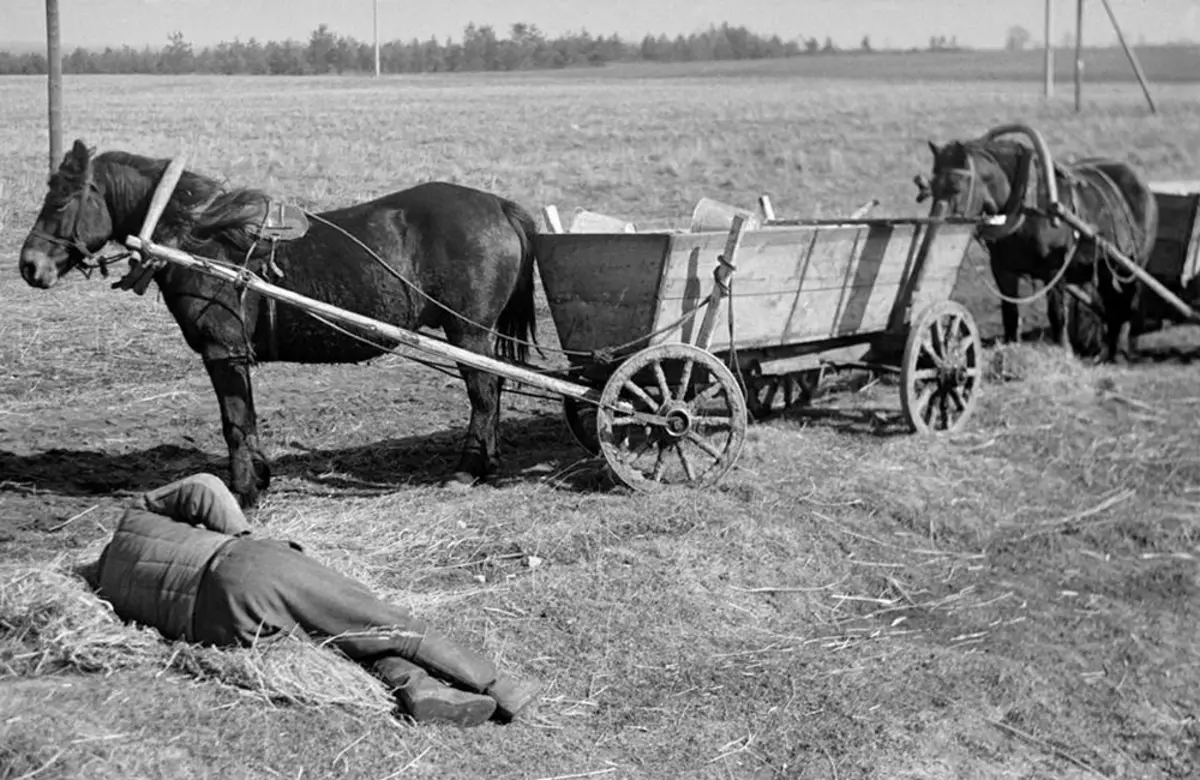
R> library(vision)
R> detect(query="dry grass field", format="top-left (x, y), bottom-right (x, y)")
top-left (2, 58), bottom-right (1200, 779)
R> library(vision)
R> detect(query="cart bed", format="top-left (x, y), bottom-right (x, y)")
top-left (535, 220), bottom-right (976, 360)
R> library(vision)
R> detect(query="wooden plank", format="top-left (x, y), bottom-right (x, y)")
top-left (1148, 192), bottom-right (1199, 283)
top-left (1150, 181), bottom-right (1200, 196)
top-left (534, 233), bottom-right (670, 354)
top-left (570, 209), bottom-right (636, 234)
top-left (689, 197), bottom-right (763, 233)
top-left (542, 205), bottom-right (564, 234)
top-left (1186, 196), bottom-right (1200, 287)
top-left (905, 224), bottom-right (976, 320)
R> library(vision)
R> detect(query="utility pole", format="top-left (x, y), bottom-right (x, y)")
top-left (45, 0), bottom-right (62, 173)
top-left (1074, 0), bottom-right (1084, 112)
top-left (373, 0), bottom-right (381, 78)
top-left (1098, 0), bottom-right (1157, 113)
top-left (1043, 0), bottom-right (1055, 98)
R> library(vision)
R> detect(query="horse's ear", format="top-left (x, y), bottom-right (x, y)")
top-left (62, 138), bottom-right (91, 173)
top-left (927, 140), bottom-right (941, 159)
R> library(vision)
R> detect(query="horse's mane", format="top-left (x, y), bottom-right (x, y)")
top-left (91, 150), bottom-right (272, 256)
top-left (950, 138), bottom-right (1030, 178)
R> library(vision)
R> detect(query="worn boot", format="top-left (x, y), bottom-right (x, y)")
top-left (411, 629), bottom-right (544, 722)
top-left (372, 656), bottom-right (496, 727)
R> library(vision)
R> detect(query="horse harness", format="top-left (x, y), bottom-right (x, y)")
top-left (952, 144), bottom-right (1142, 296)
top-left (237, 201), bottom-right (310, 362)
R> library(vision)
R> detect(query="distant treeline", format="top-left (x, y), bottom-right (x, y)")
top-left (0, 22), bottom-right (965, 76)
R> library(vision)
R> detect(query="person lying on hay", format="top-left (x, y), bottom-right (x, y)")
top-left (76, 472), bottom-right (541, 728)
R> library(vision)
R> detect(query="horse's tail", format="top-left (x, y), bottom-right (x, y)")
top-left (495, 199), bottom-right (540, 365)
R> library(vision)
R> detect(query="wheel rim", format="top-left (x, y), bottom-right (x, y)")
top-left (901, 301), bottom-right (982, 434)
top-left (562, 397), bottom-right (601, 455)
top-left (597, 343), bottom-right (748, 490)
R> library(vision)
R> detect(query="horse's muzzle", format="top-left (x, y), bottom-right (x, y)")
top-left (18, 247), bottom-right (61, 289)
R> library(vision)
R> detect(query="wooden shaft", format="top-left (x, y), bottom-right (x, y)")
top-left (981, 123), bottom-right (1061, 207)
top-left (139, 155), bottom-right (188, 242)
top-left (45, 0), bottom-right (62, 173)
top-left (1098, 0), bottom-right (1156, 114)
top-left (123, 235), bottom-right (610, 403)
top-left (1051, 204), bottom-right (1200, 323)
top-left (692, 216), bottom-right (746, 351)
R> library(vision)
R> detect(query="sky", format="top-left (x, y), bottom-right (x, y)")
top-left (3, 0), bottom-right (1197, 51)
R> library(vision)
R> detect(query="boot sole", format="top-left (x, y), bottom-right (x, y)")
top-left (407, 697), bottom-right (497, 727)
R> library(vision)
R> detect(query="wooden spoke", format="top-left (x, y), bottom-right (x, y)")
top-left (675, 358), bottom-right (696, 403)
top-left (691, 415), bottom-right (734, 430)
top-left (686, 431), bottom-right (725, 461)
top-left (651, 360), bottom-right (672, 402)
top-left (622, 379), bottom-right (659, 412)
top-left (675, 443), bottom-right (697, 482)
top-left (651, 445), bottom-right (668, 482)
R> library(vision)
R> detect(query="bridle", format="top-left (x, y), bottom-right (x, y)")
top-left (932, 143), bottom-right (1038, 242)
top-left (27, 179), bottom-right (131, 279)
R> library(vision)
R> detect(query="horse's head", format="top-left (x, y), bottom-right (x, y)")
top-left (19, 139), bottom-right (115, 288)
top-left (919, 140), bottom-right (1012, 220)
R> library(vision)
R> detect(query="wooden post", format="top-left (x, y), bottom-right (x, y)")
top-left (45, 0), bottom-right (62, 173)
top-left (1098, 0), bottom-right (1157, 113)
top-left (1074, 0), bottom-right (1084, 112)
top-left (1043, 0), bottom-right (1055, 98)
top-left (542, 205), bottom-right (564, 234)
top-left (373, 0), bottom-right (381, 77)
top-left (693, 216), bottom-right (746, 352)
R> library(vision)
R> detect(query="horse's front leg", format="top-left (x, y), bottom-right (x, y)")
top-left (1046, 284), bottom-right (1070, 350)
top-left (203, 357), bottom-right (271, 507)
top-left (993, 267), bottom-right (1022, 343)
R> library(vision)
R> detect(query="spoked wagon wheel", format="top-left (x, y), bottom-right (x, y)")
top-left (562, 397), bottom-right (600, 455)
top-left (900, 301), bottom-right (982, 434)
top-left (743, 370), bottom-right (819, 420)
top-left (597, 343), bottom-right (748, 491)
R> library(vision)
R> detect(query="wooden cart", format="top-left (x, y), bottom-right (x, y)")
top-left (536, 199), bottom-right (986, 483)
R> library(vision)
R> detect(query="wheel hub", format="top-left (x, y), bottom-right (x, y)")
top-left (662, 403), bottom-right (692, 438)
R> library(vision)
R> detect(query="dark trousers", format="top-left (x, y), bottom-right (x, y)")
top-left (193, 538), bottom-right (428, 661)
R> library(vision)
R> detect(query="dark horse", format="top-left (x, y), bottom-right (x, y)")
top-left (19, 140), bottom-right (539, 507)
top-left (920, 138), bottom-right (1158, 362)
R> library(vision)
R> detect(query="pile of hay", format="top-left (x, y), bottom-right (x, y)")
top-left (0, 559), bottom-right (396, 719)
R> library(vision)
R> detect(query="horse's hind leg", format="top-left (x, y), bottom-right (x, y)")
top-left (204, 357), bottom-right (271, 507)
top-left (448, 331), bottom-right (503, 486)
top-left (452, 367), bottom-right (503, 486)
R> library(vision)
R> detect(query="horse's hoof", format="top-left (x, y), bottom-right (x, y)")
top-left (237, 489), bottom-right (260, 510)
top-left (251, 454), bottom-right (272, 490)
top-left (443, 472), bottom-right (479, 491)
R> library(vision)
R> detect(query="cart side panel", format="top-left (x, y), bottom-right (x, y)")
top-left (1148, 192), bottom-right (1200, 288)
top-left (903, 223), bottom-right (976, 321)
top-left (654, 223), bottom-right (954, 351)
top-left (534, 234), bottom-right (672, 355)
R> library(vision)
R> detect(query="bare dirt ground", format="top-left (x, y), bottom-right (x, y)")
top-left (2, 66), bottom-right (1200, 779)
